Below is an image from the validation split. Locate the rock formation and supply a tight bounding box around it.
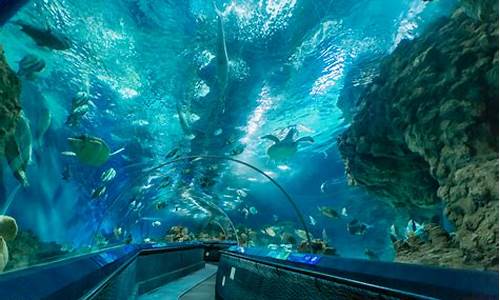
[0,46,21,156]
[4,230,68,271]
[337,0,498,270]
[393,224,474,269]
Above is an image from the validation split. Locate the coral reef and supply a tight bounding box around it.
[394,224,490,270]
[165,225,193,242]
[337,0,498,270]
[5,230,68,271]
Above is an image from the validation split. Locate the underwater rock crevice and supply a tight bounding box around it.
[337,1,498,270]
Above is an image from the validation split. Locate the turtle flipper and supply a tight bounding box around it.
[283,128,297,142]
[296,136,314,144]
[109,147,125,156]
[5,135,29,187]
[261,135,280,144]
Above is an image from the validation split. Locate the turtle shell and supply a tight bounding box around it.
[69,136,110,166]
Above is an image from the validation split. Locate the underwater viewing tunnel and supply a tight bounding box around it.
[0,0,498,299]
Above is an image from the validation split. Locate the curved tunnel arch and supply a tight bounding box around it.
[93,155,312,247]
[188,194,240,245]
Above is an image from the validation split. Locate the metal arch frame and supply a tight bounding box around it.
[147,155,312,246]
[93,155,312,247]
[188,194,240,245]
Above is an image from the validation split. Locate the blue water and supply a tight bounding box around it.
[0,0,456,267]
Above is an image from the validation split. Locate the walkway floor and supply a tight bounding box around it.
[139,264,218,300]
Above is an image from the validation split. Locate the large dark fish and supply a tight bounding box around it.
[14,20,71,50]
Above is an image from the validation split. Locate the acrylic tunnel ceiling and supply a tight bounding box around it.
[3,0,495,271]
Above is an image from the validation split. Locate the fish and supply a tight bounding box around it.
[267,244,278,250]
[113,227,123,239]
[91,185,106,198]
[152,221,161,227]
[272,214,279,222]
[264,227,276,237]
[14,20,72,50]
[155,200,167,210]
[241,207,249,219]
[72,92,90,109]
[17,54,45,79]
[294,229,308,240]
[132,119,149,126]
[309,215,317,226]
[318,206,340,219]
[347,219,371,236]
[341,207,348,217]
[189,113,200,123]
[214,128,223,136]
[101,168,117,182]
[320,182,327,193]
[389,224,400,242]
[140,183,154,191]
[176,101,194,139]
[249,207,258,215]
[277,164,290,171]
[165,148,179,159]
[236,189,248,197]
[229,143,246,156]
[66,106,90,127]
[322,228,328,243]
[405,219,425,238]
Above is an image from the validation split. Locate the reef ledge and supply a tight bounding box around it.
[337,0,499,270]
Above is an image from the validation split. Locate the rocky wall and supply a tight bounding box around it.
[0,46,21,156]
[337,1,498,270]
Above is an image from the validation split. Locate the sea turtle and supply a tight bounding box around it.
[318,206,340,219]
[62,135,124,167]
[261,128,314,161]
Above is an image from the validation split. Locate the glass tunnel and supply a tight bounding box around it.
[0,0,497,299]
